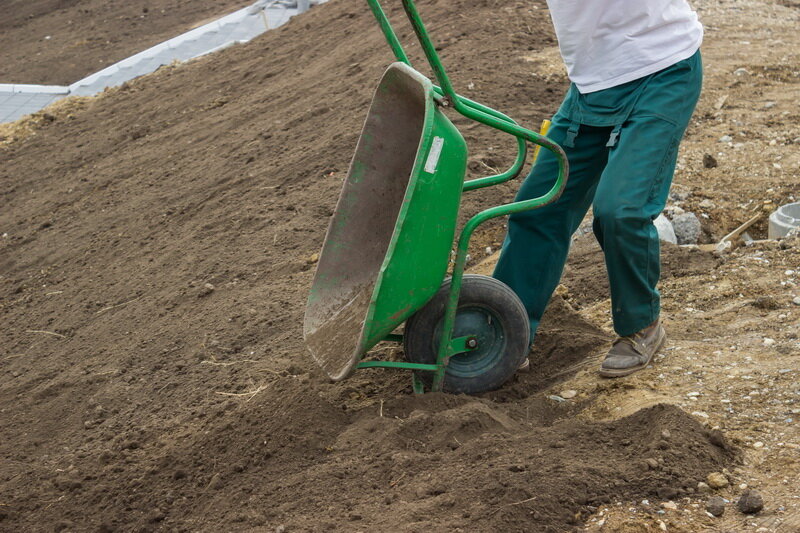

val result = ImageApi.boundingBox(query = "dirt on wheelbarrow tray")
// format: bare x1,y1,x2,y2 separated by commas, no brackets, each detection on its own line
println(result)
1,0,739,531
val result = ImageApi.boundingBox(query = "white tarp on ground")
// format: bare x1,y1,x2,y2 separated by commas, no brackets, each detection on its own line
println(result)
0,0,326,123
0,84,69,123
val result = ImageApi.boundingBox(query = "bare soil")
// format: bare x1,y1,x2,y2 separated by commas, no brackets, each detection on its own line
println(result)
1,0,798,531
0,0,251,85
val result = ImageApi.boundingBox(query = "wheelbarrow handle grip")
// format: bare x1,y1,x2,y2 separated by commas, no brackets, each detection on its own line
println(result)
366,0,528,188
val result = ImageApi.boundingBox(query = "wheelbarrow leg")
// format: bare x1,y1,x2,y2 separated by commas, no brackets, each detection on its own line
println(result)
430,204,514,392
431,223,474,392
411,374,426,394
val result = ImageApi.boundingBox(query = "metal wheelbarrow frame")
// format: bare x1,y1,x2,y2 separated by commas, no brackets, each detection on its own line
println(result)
304,0,569,393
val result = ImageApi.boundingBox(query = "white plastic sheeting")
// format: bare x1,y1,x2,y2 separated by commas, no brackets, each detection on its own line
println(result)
1,0,326,123
0,84,69,123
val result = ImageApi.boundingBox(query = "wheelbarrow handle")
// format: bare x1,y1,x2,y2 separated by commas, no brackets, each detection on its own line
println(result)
397,0,567,192
366,0,527,190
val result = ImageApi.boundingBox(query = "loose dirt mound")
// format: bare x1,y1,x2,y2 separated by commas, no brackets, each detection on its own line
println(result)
0,0,251,85
1,0,738,530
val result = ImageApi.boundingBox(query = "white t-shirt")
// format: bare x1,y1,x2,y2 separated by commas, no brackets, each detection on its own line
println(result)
546,0,703,93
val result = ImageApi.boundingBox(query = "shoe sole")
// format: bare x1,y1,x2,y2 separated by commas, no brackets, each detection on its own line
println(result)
598,328,666,378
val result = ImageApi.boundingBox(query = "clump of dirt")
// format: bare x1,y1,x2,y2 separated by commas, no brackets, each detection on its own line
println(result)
0,0,742,530
0,0,253,84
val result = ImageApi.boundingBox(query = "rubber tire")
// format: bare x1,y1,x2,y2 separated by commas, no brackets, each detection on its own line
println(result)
403,274,530,394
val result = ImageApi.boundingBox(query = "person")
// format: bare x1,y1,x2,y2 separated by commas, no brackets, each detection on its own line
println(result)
494,0,704,377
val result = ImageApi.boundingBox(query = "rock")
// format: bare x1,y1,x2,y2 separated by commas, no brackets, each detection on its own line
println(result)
719,135,733,143
737,490,764,514
703,154,718,168
763,338,775,347
560,390,577,399
733,67,751,77
697,481,712,494
706,496,726,517
657,487,679,500
654,214,677,244
669,189,690,202
198,283,215,297
662,501,678,511
793,296,800,306
707,472,729,489
706,429,728,449
664,205,685,219
307,253,320,264
207,473,224,490
672,213,702,244
661,429,671,439
753,296,780,310
699,199,715,209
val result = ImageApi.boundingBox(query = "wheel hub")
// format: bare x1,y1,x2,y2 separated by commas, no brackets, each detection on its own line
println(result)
433,305,506,378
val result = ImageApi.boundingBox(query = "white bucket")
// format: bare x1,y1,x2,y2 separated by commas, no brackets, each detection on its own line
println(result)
769,202,800,239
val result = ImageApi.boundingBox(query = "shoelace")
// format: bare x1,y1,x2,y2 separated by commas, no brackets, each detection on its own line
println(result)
612,332,644,349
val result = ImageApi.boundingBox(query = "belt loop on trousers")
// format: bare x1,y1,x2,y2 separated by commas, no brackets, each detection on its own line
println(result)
606,124,622,148
564,122,579,148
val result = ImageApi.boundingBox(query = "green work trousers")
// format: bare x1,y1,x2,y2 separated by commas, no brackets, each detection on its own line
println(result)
494,51,703,342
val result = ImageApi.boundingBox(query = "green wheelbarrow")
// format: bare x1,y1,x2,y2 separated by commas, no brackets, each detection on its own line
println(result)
303,0,568,394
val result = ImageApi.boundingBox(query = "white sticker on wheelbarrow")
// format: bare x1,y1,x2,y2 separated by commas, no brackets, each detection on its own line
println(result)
424,136,445,174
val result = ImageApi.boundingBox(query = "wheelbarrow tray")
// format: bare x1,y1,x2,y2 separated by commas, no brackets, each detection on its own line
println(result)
304,62,467,381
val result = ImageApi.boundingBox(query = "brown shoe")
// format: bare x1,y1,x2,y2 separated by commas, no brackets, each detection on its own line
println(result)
599,320,666,378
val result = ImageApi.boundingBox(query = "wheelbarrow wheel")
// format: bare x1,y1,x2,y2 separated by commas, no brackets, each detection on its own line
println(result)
403,274,530,394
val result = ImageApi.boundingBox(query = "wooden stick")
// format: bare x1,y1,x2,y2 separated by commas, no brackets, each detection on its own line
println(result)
95,296,142,315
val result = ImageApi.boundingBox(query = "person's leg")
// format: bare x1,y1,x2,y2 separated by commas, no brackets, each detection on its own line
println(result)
493,112,610,343
592,52,702,338
591,52,703,376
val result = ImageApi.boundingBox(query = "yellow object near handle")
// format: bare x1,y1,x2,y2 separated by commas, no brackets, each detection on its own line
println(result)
532,119,552,164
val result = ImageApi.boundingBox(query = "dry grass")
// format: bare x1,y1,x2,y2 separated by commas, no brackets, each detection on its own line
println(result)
0,95,93,148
